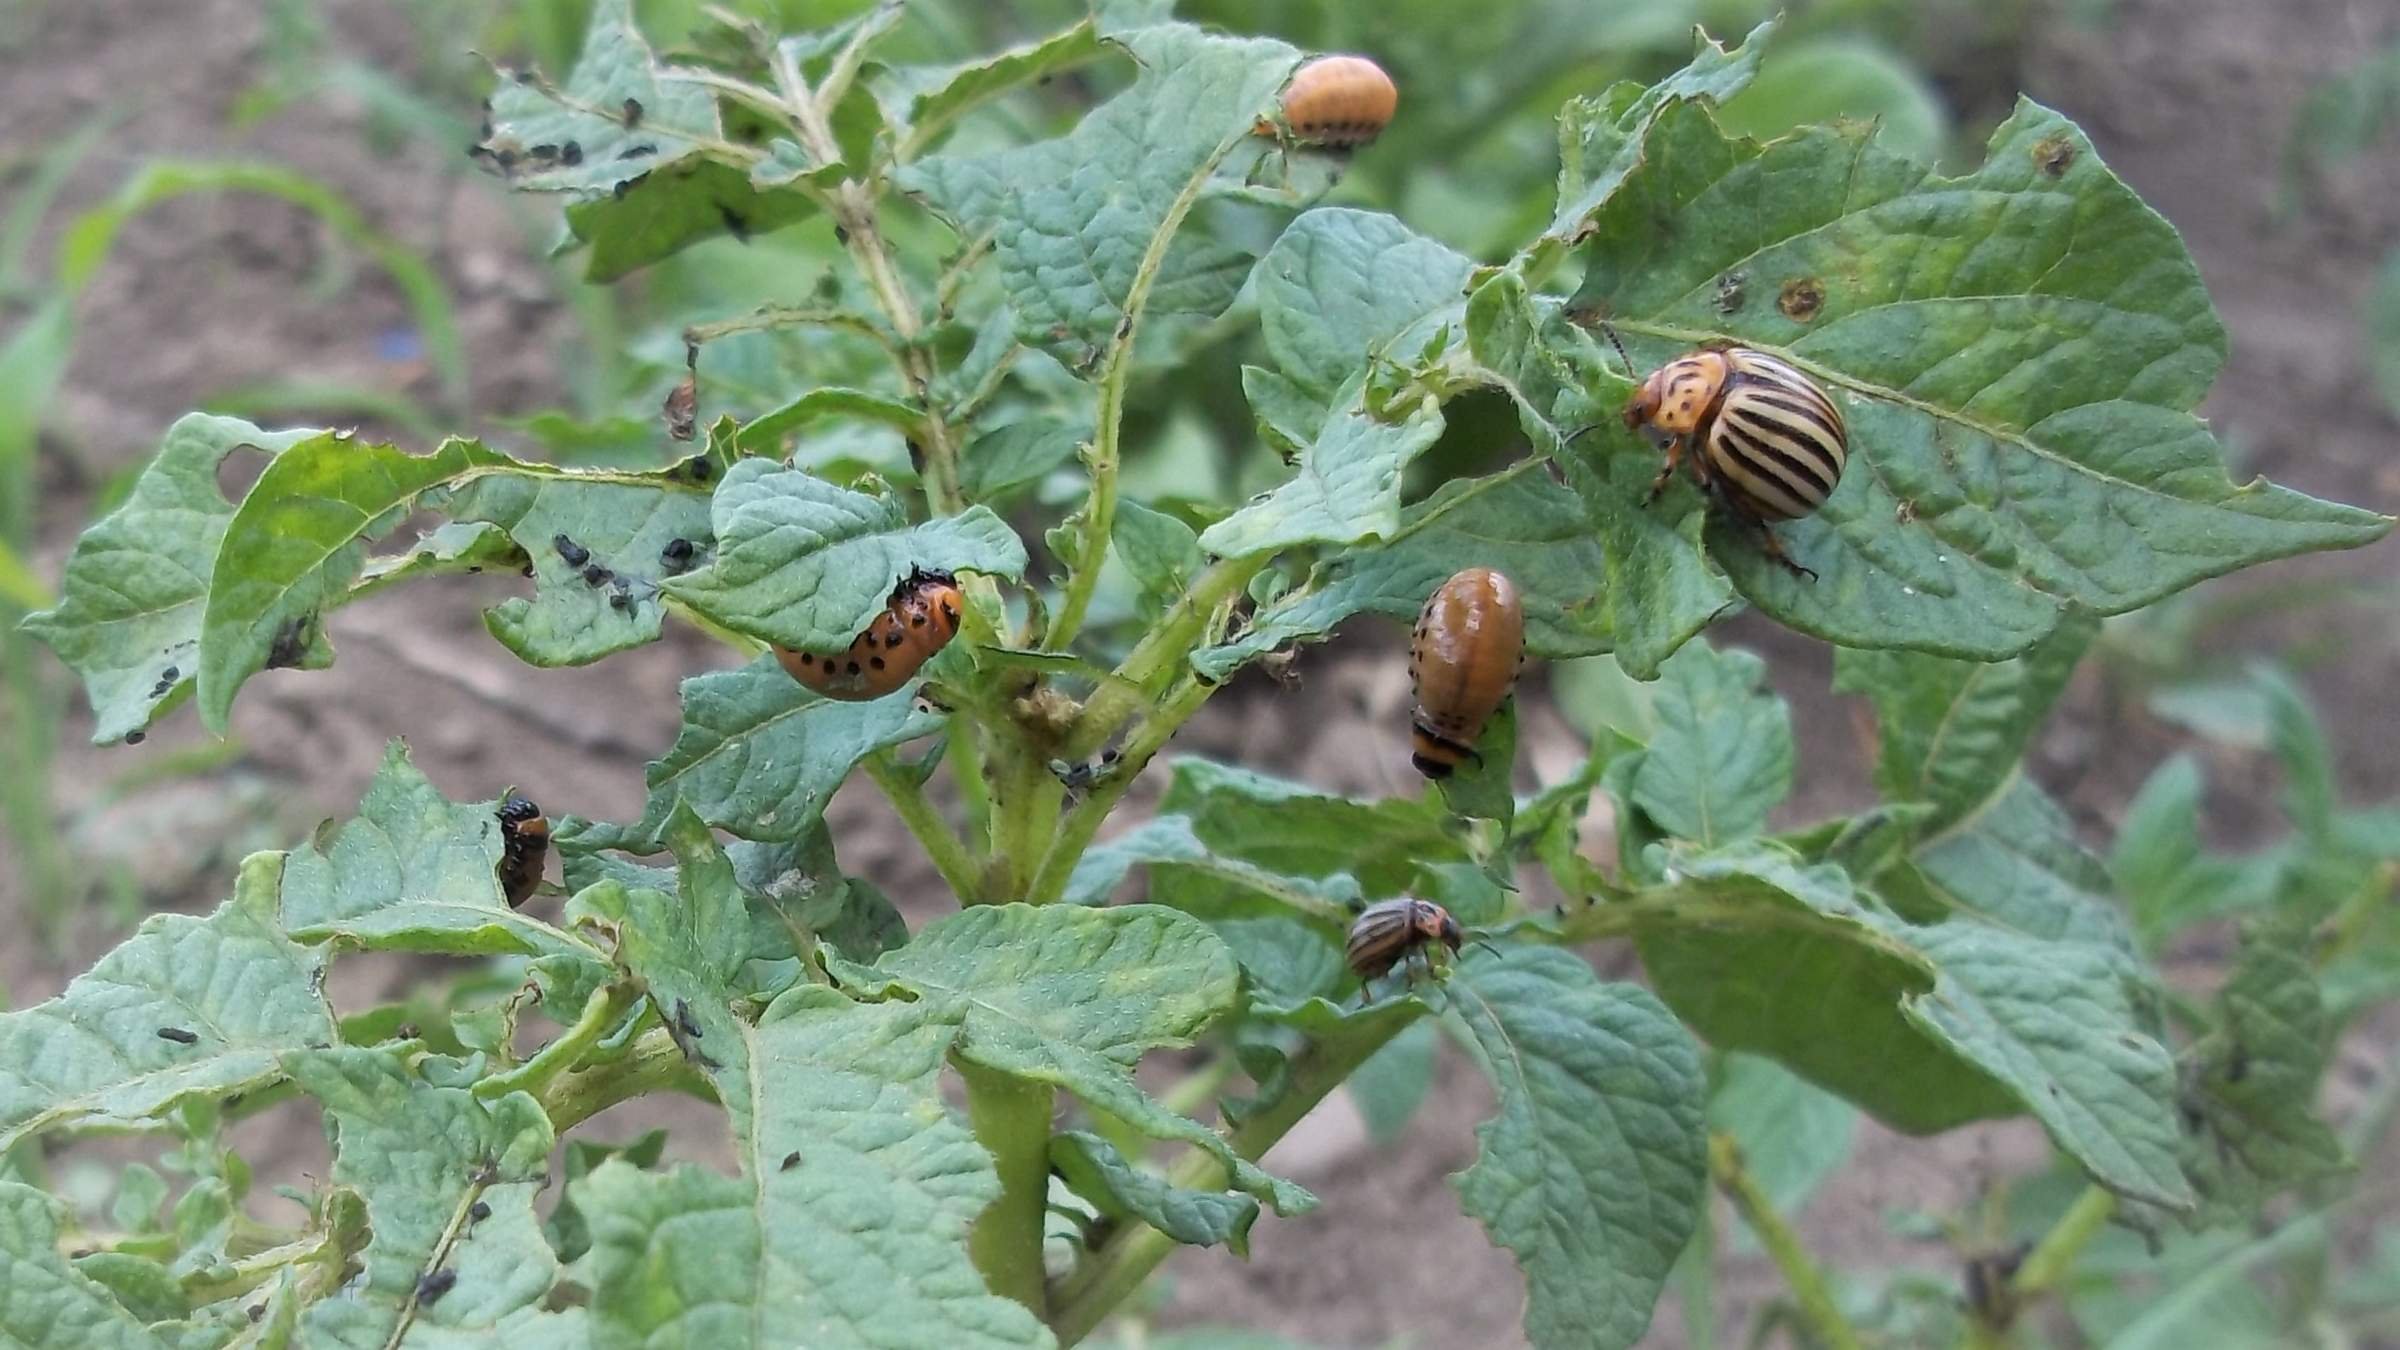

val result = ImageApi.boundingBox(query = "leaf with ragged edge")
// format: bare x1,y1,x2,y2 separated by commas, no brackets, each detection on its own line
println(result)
1903,919,2192,1209
477,0,717,196
899,24,1299,367
1462,272,1732,678
1194,396,1447,560
1449,949,1707,1350
1191,470,1615,683
19,415,317,746
442,469,715,668
736,387,924,456
1631,640,1793,846
1112,499,1203,611
1883,776,2138,952
1156,758,1471,900
861,903,1309,1215
1064,814,1354,1012
1567,99,2389,658
874,18,1103,154
1253,208,1475,404
613,806,755,1138
283,1048,555,1344
0,853,329,1151
197,434,507,730
1544,20,1775,244
0,1184,172,1347
571,989,1052,1347
1050,1130,1258,1255
351,521,525,599
1634,843,2014,1131
563,161,819,283
581,654,942,849
1833,609,2097,833
659,460,1026,650
2178,925,2349,1227
279,742,601,961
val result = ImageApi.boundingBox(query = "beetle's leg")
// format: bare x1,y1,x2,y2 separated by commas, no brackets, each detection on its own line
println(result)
1752,520,1818,583
1643,438,1686,505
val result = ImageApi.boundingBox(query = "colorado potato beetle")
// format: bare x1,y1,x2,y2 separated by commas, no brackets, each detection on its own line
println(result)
1621,344,1848,580
776,568,963,701
1346,898,1463,990
1268,55,1397,148
1408,567,1525,779
496,792,549,909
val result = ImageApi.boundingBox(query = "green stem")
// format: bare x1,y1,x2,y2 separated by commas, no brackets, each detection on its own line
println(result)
1046,1007,1421,1345
1041,156,1234,653
1066,554,1265,761
1709,1132,1861,1350
963,1061,1056,1320
1678,1197,1717,1350
473,983,639,1101
2012,1185,2115,1297
863,750,983,900
535,1029,712,1133
1027,676,1213,904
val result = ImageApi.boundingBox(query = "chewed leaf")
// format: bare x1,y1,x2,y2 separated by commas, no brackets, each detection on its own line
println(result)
1450,949,1707,1350
199,434,507,731
563,161,819,283
875,17,1104,155
20,414,318,746
477,0,720,197
1255,207,1476,403
598,655,945,849
284,1048,557,1342
1192,470,1614,683
1546,20,1775,244
280,742,602,961
1195,398,1447,559
0,1183,177,1344
1567,99,2388,658
0,853,331,1150
659,460,1025,650
901,24,1298,366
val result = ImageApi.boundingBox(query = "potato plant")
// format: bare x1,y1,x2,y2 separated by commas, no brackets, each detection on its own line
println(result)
12,2,2395,1346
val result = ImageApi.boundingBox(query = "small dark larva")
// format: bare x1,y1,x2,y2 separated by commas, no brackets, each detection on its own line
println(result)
1621,346,1848,580
416,1268,457,1306
496,792,549,909
1345,899,1463,991
776,569,963,701
1408,567,1525,779
1270,55,1397,148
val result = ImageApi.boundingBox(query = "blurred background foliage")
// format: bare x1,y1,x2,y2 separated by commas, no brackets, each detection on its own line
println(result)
4,0,2400,1343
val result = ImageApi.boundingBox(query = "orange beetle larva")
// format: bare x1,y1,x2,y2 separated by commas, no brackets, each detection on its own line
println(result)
496,792,550,909
1267,55,1397,148
1621,345,1849,580
776,568,963,701
1407,567,1526,779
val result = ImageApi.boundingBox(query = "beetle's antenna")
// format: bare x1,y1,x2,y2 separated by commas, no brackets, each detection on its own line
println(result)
1598,320,1632,376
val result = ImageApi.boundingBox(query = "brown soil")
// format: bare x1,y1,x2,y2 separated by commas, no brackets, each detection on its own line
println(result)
4,0,2397,1346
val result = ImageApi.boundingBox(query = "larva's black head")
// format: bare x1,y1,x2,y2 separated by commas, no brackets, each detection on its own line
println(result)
1410,750,1455,778
497,792,541,824
895,566,959,603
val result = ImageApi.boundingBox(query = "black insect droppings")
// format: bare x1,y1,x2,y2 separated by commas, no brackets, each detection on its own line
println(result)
580,563,613,587
559,142,583,166
554,535,590,568
834,225,851,245
416,1268,457,1305
619,143,657,160
780,1151,802,1170
469,1200,491,1222
719,205,751,243
265,614,315,670
660,538,697,573
157,1026,198,1044
623,97,644,127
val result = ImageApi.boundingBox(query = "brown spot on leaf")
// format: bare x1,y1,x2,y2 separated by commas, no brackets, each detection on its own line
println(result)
1778,277,1826,323
2033,135,2076,177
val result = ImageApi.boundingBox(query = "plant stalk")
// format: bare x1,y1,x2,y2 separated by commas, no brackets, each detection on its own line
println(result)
536,1029,713,1133
1709,1132,1862,1350
862,750,983,899
1028,675,1212,904
1046,1007,1423,1345
2012,1184,2115,1296
963,1061,1057,1320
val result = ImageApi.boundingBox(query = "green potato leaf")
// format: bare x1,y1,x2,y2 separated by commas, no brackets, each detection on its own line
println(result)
1629,639,1793,846
1567,99,2389,658
1050,1130,1259,1255
0,1184,174,1347
1450,949,1708,1350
